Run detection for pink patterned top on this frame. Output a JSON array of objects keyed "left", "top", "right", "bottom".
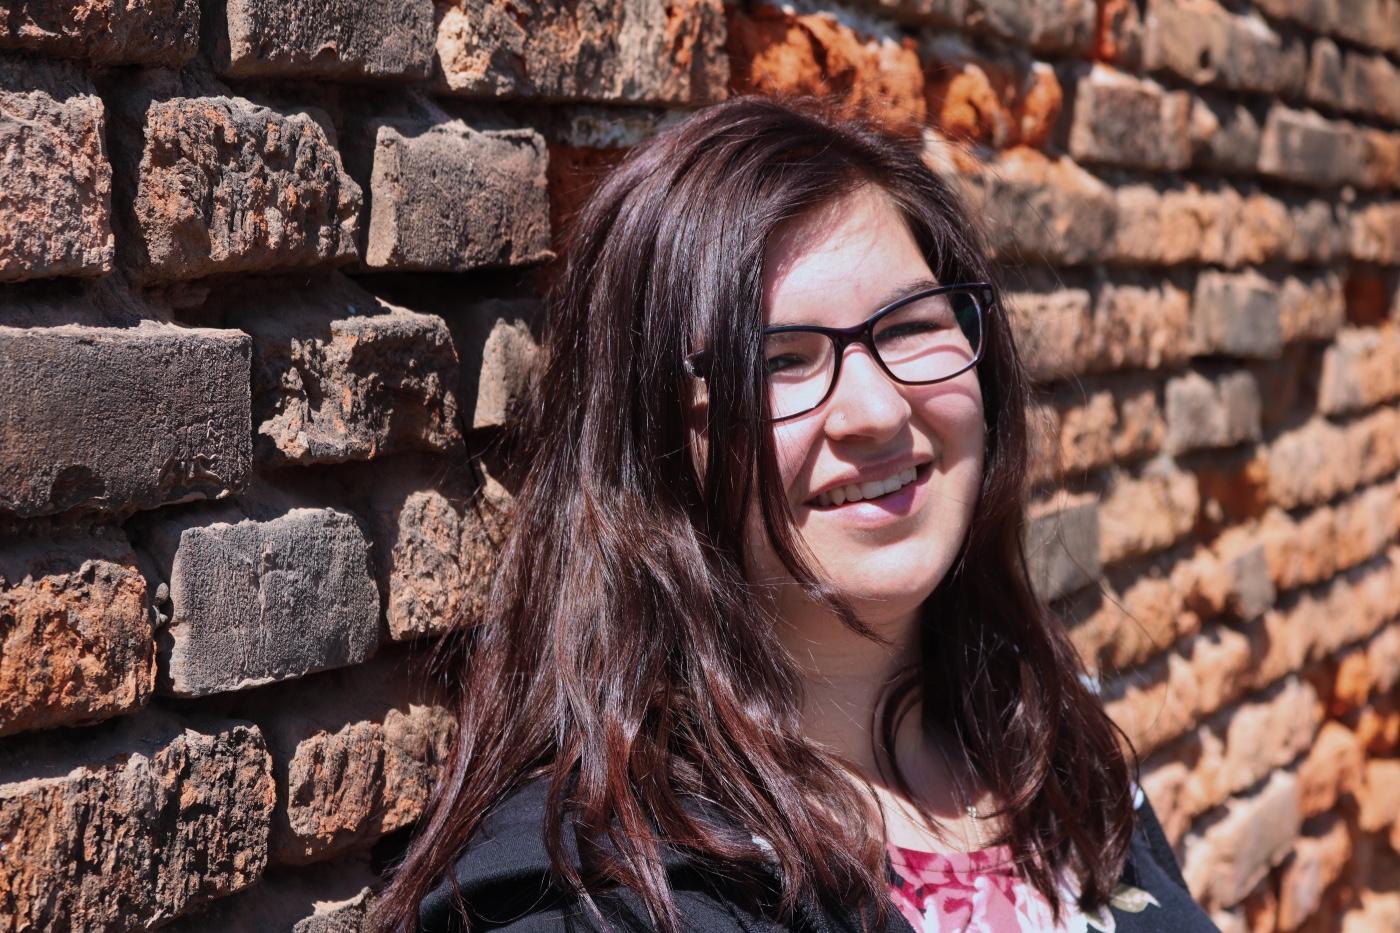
[{"left": 886, "top": 841, "right": 1109, "bottom": 932}]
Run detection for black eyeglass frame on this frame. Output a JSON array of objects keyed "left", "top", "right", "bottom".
[{"left": 683, "top": 281, "right": 995, "bottom": 423}]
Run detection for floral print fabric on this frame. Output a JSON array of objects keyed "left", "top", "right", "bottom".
[{"left": 886, "top": 841, "right": 1134, "bottom": 932}]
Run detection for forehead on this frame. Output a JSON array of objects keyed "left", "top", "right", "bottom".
[{"left": 761, "top": 184, "right": 937, "bottom": 329}]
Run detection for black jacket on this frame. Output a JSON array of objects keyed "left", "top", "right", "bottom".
[{"left": 419, "top": 778, "right": 1220, "bottom": 932}]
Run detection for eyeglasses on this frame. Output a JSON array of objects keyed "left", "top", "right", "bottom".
[{"left": 684, "top": 282, "right": 992, "bottom": 423}]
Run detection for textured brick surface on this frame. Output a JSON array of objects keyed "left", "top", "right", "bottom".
[
  {"left": 0, "top": 709, "right": 275, "bottom": 930},
  {"left": 112, "top": 71, "right": 361, "bottom": 284},
  {"left": 1258, "top": 105, "right": 1367, "bottom": 189},
  {"left": 363, "top": 118, "right": 551, "bottom": 271},
  {"left": 0, "top": 0, "right": 199, "bottom": 65},
  {"left": 165, "top": 854, "right": 380, "bottom": 932},
  {"left": 0, "top": 527, "right": 153, "bottom": 737},
  {"left": 210, "top": 0, "right": 433, "bottom": 80},
  {"left": 1024, "top": 492, "right": 1100, "bottom": 601},
  {"left": 143, "top": 505, "right": 381, "bottom": 697},
  {"left": 1192, "top": 270, "right": 1284, "bottom": 359},
  {"left": 0, "top": 56, "right": 112, "bottom": 282},
  {"left": 1144, "top": 0, "right": 1304, "bottom": 96},
  {"left": 437, "top": 0, "right": 728, "bottom": 104},
  {"left": 0, "top": 323, "right": 252, "bottom": 519},
  {"left": 1183, "top": 769, "right": 1302, "bottom": 911},
  {"left": 1164, "top": 370, "right": 1262, "bottom": 455},
  {"left": 235, "top": 275, "right": 461, "bottom": 466},
  {"left": 1068, "top": 64, "right": 1190, "bottom": 171},
  {"left": 236, "top": 654, "right": 455, "bottom": 865}
]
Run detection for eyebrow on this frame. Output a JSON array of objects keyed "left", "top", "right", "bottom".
[{"left": 767, "top": 276, "right": 943, "bottom": 328}]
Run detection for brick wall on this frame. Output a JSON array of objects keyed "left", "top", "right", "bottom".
[{"left": 0, "top": 1, "right": 1396, "bottom": 930}]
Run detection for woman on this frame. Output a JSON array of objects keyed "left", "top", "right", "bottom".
[{"left": 372, "top": 96, "right": 1218, "bottom": 932}]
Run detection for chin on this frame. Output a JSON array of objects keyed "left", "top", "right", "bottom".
[{"left": 828, "top": 558, "right": 947, "bottom": 620}]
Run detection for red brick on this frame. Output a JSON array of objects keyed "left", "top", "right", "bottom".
[
  {"left": 1098, "top": 463, "right": 1200, "bottom": 565},
  {"left": 230, "top": 274, "right": 462, "bottom": 466},
  {"left": 954, "top": 147, "right": 1116, "bottom": 266},
  {"left": 1279, "top": 271, "right": 1345, "bottom": 342},
  {"left": 111, "top": 70, "right": 361, "bottom": 284},
  {"left": 1257, "top": 481, "right": 1400, "bottom": 592},
  {"left": 1220, "top": 189, "right": 1292, "bottom": 268},
  {"left": 1068, "top": 63, "right": 1191, "bottom": 171},
  {"left": 164, "top": 854, "right": 380, "bottom": 931},
  {"left": 1305, "top": 37, "right": 1345, "bottom": 111},
  {"left": 1297, "top": 721, "right": 1364, "bottom": 818},
  {"left": 361, "top": 117, "right": 551, "bottom": 272},
  {"left": 209, "top": 0, "right": 433, "bottom": 81},
  {"left": 1192, "top": 270, "right": 1284, "bottom": 360},
  {"left": 1111, "top": 184, "right": 1226, "bottom": 267},
  {"left": 0, "top": 0, "right": 198, "bottom": 66},
  {"left": 1181, "top": 769, "right": 1302, "bottom": 911},
  {"left": 439, "top": 0, "right": 728, "bottom": 105},
  {"left": 1144, "top": 0, "right": 1305, "bottom": 96},
  {"left": 921, "top": 37, "right": 1062, "bottom": 148},
  {"left": 1343, "top": 268, "right": 1399, "bottom": 327},
  {"left": 1190, "top": 95, "right": 1262, "bottom": 174},
  {"left": 0, "top": 56, "right": 113, "bottom": 282},
  {"left": 1089, "top": 276, "right": 1193, "bottom": 371},
  {"left": 143, "top": 503, "right": 381, "bottom": 697},
  {"left": 1317, "top": 324, "right": 1400, "bottom": 415},
  {"left": 1285, "top": 198, "right": 1345, "bottom": 265},
  {"left": 966, "top": 0, "right": 1096, "bottom": 54},
  {"left": 1357, "top": 760, "right": 1400, "bottom": 834},
  {"left": 1164, "top": 370, "right": 1262, "bottom": 455},
  {"left": 1034, "top": 378, "right": 1165, "bottom": 481},
  {"left": 367, "top": 456, "right": 509, "bottom": 641},
  {"left": 1264, "top": 408, "right": 1400, "bottom": 509},
  {"left": 1024, "top": 491, "right": 1100, "bottom": 601},
  {"left": 1277, "top": 815, "right": 1352, "bottom": 931},
  {"left": 0, "top": 322, "right": 252, "bottom": 519},
  {"left": 1343, "top": 51, "right": 1400, "bottom": 125},
  {"left": 1258, "top": 105, "right": 1368, "bottom": 189},
  {"left": 0, "top": 710, "right": 275, "bottom": 929},
  {"left": 547, "top": 143, "right": 629, "bottom": 246},
  {"left": 231, "top": 653, "right": 455, "bottom": 865},
  {"left": 1349, "top": 200, "right": 1400, "bottom": 264},
  {"left": 1005, "top": 284, "right": 1092, "bottom": 381},
  {"left": 1095, "top": 0, "right": 1144, "bottom": 67},
  {"left": 449, "top": 298, "right": 540, "bottom": 431},
  {"left": 729, "top": 6, "right": 925, "bottom": 134},
  {"left": 0, "top": 527, "right": 153, "bottom": 737}
]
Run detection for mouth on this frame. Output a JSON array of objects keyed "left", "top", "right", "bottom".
[{"left": 805, "top": 462, "right": 931, "bottom": 510}]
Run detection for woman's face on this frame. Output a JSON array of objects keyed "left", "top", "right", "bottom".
[{"left": 744, "top": 184, "right": 986, "bottom": 626}]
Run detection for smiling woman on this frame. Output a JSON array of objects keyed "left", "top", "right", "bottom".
[{"left": 369, "top": 96, "right": 1220, "bottom": 933}]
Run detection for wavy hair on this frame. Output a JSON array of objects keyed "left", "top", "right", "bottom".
[{"left": 371, "top": 95, "right": 1138, "bottom": 933}]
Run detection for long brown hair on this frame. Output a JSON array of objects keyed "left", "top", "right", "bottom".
[{"left": 371, "top": 95, "right": 1138, "bottom": 932}]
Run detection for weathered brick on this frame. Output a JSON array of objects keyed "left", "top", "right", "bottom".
[
  {"left": 1067, "top": 63, "right": 1191, "bottom": 171},
  {"left": 1164, "top": 370, "right": 1262, "bottom": 455},
  {"left": 1095, "top": 0, "right": 1143, "bottom": 67},
  {"left": 1219, "top": 189, "right": 1292, "bottom": 268},
  {"left": 729, "top": 6, "right": 925, "bottom": 133},
  {"left": 0, "top": 0, "right": 198, "bottom": 65},
  {"left": 0, "top": 56, "right": 112, "bottom": 282},
  {"left": 1297, "top": 721, "right": 1364, "bottom": 818},
  {"left": 1005, "top": 284, "right": 1091, "bottom": 382},
  {"left": 367, "top": 456, "right": 509, "bottom": 641},
  {"left": 0, "top": 709, "right": 274, "bottom": 930},
  {"left": 1144, "top": 0, "right": 1305, "bottom": 95},
  {"left": 1358, "top": 759, "right": 1400, "bottom": 834},
  {"left": 1088, "top": 276, "right": 1193, "bottom": 372},
  {"left": 1343, "top": 50, "right": 1400, "bottom": 125},
  {"left": 1305, "top": 37, "right": 1345, "bottom": 111},
  {"left": 208, "top": 0, "right": 433, "bottom": 81},
  {"left": 1189, "top": 95, "right": 1262, "bottom": 174},
  {"left": 1098, "top": 462, "right": 1199, "bottom": 565},
  {"left": 439, "top": 0, "right": 728, "bottom": 105},
  {"left": 1192, "top": 270, "right": 1284, "bottom": 360},
  {"left": 0, "top": 322, "right": 252, "bottom": 519},
  {"left": 847, "top": 0, "right": 969, "bottom": 27},
  {"left": 1111, "top": 184, "right": 1225, "bottom": 267},
  {"left": 142, "top": 504, "right": 381, "bottom": 697},
  {"left": 111, "top": 70, "right": 361, "bottom": 284},
  {"left": 1032, "top": 378, "right": 1165, "bottom": 483},
  {"left": 1317, "top": 324, "right": 1400, "bottom": 415},
  {"left": 230, "top": 654, "right": 454, "bottom": 865},
  {"left": 1277, "top": 815, "right": 1352, "bottom": 930},
  {"left": 0, "top": 527, "right": 152, "bottom": 737},
  {"left": 956, "top": 148, "right": 1115, "bottom": 266},
  {"left": 1142, "top": 676, "right": 1320, "bottom": 844},
  {"left": 1328, "top": 0, "right": 1400, "bottom": 55},
  {"left": 1344, "top": 268, "right": 1400, "bottom": 327},
  {"left": 1181, "top": 769, "right": 1301, "bottom": 911},
  {"left": 165, "top": 854, "right": 380, "bottom": 932},
  {"left": 1355, "top": 695, "right": 1400, "bottom": 756},
  {"left": 920, "top": 36, "right": 1061, "bottom": 149},
  {"left": 1257, "top": 481, "right": 1400, "bottom": 592},
  {"left": 233, "top": 275, "right": 461, "bottom": 466},
  {"left": 1279, "top": 271, "right": 1345, "bottom": 342},
  {"left": 1285, "top": 198, "right": 1345, "bottom": 265},
  {"left": 448, "top": 298, "right": 541, "bottom": 431},
  {"left": 1349, "top": 200, "right": 1400, "bottom": 263},
  {"left": 1264, "top": 408, "right": 1400, "bottom": 509},
  {"left": 1361, "top": 126, "right": 1400, "bottom": 189},
  {"left": 1024, "top": 492, "right": 1100, "bottom": 601},
  {"left": 1064, "top": 571, "right": 1194, "bottom": 676},
  {"left": 1258, "top": 105, "right": 1367, "bottom": 188},
  {"left": 964, "top": 0, "right": 1096, "bottom": 54},
  {"left": 362, "top": 118, "right": 551, "bottom": 272}
]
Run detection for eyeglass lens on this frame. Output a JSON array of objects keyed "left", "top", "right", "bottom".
[{"left": 763, "top": 288, "right": 982, "bottom": 421}]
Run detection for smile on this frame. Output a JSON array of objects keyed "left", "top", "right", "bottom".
[{"left": 808, "top": 464, "right": 925, "bottom": 508}]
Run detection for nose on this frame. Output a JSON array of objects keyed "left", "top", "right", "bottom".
[{"left": 822, "top": 344, "right": 911, "bottom": 443}]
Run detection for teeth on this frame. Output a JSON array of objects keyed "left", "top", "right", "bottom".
[{"left": 814, "top": 466, "right": 918, "bottom": 507}]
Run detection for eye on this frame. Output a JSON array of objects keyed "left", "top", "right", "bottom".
[{"left": 765, "top": 353, "right": 809, "bottom": 375}]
